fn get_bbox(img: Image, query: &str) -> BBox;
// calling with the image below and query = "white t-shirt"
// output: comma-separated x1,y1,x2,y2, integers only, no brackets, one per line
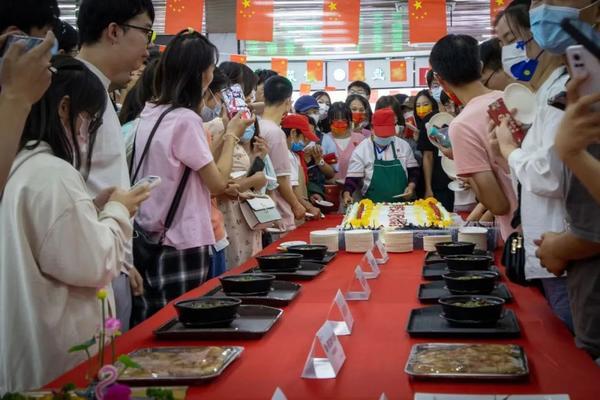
288,150,300,187
334,136,352,151
347,137,419,195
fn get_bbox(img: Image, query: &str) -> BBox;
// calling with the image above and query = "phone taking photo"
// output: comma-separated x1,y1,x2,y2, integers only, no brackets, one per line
221,84,252,120
566,45,600,112
131,176,161,191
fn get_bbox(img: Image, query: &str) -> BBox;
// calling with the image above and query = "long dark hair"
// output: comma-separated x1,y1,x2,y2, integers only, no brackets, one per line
413,89,440,131
20,55,106,172
119,57,160,124
154,29,218,110
345,94,372,129
313,90,331,133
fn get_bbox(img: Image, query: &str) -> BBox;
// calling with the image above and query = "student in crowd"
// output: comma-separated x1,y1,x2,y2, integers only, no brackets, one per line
492,0,573,329
343,108,420,205
479,38,513,91
255,69,278,103
130,30,252,324
346,93,373,138
440,91,459,116
54,19,79,56
260,76,306,230
77,0,155,331
220,61,258,103
429,34,518,241
312,90,332,133
414,89,454,211
532,0,600,361
0,55,151,392
426,69,443,108
326,102,366,186
347,80,371,99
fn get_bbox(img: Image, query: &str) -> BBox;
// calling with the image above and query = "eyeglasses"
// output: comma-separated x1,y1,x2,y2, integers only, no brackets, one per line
120,23,156,44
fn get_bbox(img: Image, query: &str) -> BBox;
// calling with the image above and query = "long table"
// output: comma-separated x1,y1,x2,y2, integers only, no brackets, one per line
48,216,600,399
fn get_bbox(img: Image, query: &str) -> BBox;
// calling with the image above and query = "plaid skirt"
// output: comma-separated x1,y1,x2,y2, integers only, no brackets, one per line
131,244,210,327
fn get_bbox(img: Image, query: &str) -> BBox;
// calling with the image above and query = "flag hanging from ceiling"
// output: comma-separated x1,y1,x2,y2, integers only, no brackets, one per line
323,0,361,45
237,0,274,42
165,0,204,34
490,0,511,25
230,54,248,64
306,60,324,82
390,60,407,82
408,0,447,44
348,60,365,82
271,57,288,76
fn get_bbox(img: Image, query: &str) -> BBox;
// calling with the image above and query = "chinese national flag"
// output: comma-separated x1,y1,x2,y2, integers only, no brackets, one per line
323,0,360,45
348,61,365,82
237,0,274,42
300,83,311,95
409,0,447,44
390,60,407,82
306,60,324,82
165,0,204,35
491,0,511,25
271,57,288,76
230,54,247,64
418,68,430,86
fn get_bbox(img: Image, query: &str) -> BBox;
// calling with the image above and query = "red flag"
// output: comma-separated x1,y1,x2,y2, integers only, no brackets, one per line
409,0,447,44
390,60,407,82
418,68,430,86
237,0,274,42
491,0,511,25
165,0,204,35
230,54,247,64
323,0,360,45
300,83,311,95
306,60,324,82
348,61,365,82
271,57,288,76
325,86,337,92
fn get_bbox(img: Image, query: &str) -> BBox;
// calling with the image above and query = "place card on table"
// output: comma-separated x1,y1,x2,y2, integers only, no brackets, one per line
379,393,389,400
271,388,288,400
344,266,371,301
301,321,346,379
360,249,381,279
327,289,354,336
374,238,389,264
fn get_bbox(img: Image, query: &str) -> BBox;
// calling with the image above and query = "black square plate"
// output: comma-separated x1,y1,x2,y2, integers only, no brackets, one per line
422,263,501,281
204,280,301,307
424,249,494,265
418,281,513,303
305,251,337,264
246,261,325,280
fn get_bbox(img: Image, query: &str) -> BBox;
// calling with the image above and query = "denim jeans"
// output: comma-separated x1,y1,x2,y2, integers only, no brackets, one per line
542,277,574,333
208,247,227,279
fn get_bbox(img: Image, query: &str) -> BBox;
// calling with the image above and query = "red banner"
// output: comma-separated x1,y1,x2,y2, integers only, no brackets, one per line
237,0,274,42
230,54,247,64
165,0,204,35
271,57,288,76
306,60,324,82
409,0,447,44
418,67,430,86
323,0,360,45
300,83,312,95
390,60,407,82
348,60,365,82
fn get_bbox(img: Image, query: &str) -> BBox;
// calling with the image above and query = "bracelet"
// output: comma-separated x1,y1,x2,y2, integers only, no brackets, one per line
224,133,240,144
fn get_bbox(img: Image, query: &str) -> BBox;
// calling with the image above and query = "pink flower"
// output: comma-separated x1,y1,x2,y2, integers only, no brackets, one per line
104,318,121,336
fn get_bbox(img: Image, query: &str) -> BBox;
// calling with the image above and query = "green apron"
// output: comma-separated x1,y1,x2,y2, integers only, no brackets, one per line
364,140,408,203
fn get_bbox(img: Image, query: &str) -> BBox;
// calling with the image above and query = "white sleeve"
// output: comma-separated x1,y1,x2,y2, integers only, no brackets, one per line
398,138,419,168
346,142,367,178
289,152,299,187
38,200,132,288
507,106,566,198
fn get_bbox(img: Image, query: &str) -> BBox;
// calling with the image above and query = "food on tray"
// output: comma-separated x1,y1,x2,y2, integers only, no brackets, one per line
184,300,236,309
455,275,485,280
121,347,238,378
411,344,526,375
342,198,452,230
452,299,494,308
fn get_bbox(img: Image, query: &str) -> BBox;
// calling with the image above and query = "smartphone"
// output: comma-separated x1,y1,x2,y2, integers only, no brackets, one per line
487,98,526,145
0,34,58,58
132,176,161,190
566,45,600,112
221,84,252,120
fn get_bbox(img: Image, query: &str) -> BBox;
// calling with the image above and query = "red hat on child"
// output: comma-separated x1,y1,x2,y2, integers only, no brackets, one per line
281,114,320,142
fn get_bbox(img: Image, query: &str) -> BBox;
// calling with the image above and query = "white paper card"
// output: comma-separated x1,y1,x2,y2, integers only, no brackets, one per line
362,249,381,279
345,266,371,300
301,322,346,379
379,394,389,400
328,289,354,335
375,238,389,264
271,388,288,400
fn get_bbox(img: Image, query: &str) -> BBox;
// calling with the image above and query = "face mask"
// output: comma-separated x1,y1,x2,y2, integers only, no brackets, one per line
308,113,320,125
501,40,541,82
331,120,349,135
416,104,433,119
373,136,393,147
240,123,255,143
291,141,305,153
530,2,600,55
352,112,365,124
431,87,442,103
200,90,222,122
318,103,329,121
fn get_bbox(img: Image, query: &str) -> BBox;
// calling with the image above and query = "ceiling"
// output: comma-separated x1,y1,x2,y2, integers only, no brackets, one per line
58,0,495,56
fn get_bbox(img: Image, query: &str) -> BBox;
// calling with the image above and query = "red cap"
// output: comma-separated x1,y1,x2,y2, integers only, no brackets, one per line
281,114,320,142
372,108,397,137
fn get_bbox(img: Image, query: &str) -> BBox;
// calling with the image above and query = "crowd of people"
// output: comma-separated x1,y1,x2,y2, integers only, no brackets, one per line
0,0,598,392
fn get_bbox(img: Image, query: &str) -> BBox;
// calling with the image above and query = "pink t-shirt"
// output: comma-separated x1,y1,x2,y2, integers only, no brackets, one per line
134,104,215,249
259,118,295,231
449,91,518,240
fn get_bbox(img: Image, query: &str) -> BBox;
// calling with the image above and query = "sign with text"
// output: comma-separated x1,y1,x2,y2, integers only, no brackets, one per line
301,321,346,379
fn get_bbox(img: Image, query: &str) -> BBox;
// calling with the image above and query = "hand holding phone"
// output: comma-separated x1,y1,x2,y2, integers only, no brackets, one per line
131,176,162,190
566,45,600,112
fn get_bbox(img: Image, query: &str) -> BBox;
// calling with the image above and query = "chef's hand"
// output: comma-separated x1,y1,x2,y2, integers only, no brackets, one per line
403,183,416,200
129,266,144,296
342,192,353,208
534,232,568,277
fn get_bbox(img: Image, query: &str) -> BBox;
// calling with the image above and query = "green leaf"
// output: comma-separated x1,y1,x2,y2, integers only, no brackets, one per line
117,354,141,369
67,337,96,353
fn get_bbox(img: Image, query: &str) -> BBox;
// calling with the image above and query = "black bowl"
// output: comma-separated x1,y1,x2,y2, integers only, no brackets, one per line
444,254,493,271
220,274,276,295
256,253,303,271
439,295,505,324
286,244,329,261
435,241,476,256
442,271,499,294
174,297,242,327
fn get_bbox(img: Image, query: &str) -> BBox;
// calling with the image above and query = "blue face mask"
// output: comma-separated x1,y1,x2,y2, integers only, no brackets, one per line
530,2,600,55
291,141,305,153
373,136,394,148
240,124,255,143
431,86,442,103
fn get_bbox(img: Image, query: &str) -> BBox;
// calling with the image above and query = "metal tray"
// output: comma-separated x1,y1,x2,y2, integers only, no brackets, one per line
204,280,302,307
246,261,326,280
418,281,513,303
422,263,501,281
405,343,529,380
406,306,520,338
425,249,494,265
116,346,243,385
154,305,283,340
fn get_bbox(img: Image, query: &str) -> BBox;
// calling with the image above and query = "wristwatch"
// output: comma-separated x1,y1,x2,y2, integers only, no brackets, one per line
318,159,325,166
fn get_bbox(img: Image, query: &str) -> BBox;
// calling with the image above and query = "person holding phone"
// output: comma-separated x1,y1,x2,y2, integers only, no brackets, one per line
0,56,151,392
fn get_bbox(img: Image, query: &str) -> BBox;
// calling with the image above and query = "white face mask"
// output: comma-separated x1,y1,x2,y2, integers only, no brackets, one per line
318,103,329,121
431,87,442,102
501,42,528,79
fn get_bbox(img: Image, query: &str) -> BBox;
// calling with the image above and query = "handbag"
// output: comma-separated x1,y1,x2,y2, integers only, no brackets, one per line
239,195,281,230
501,232,528,286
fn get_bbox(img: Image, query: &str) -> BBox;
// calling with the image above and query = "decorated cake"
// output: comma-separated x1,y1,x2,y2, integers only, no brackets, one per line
342,198,453,230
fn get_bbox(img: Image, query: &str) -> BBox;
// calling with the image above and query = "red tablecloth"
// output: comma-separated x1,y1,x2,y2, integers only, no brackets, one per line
48,216,600,399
